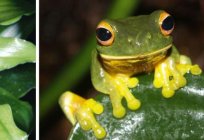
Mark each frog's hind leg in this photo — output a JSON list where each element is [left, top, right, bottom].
[[59, 92, 106, 139]]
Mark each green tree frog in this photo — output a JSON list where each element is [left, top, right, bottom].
[[59, 10, 202, 139]]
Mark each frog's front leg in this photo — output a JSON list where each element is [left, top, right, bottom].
[[59, 92, 106, 139], [106, 74, 141, 117], [91, 50, 141, 118], [153, 46, 202, 98]]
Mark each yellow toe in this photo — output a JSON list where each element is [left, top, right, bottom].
[[128, 78, 139, 88], [190, 65, 202, 75], [153, 79, 163, 88], [92, 103, 104, 114], [113, 106, 126, 118], [162, 88, 175, 98], [127, 99, 141, 110], [93, 126, 106, 139], [79, 119, 92, 131]]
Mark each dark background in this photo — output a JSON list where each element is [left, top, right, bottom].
[[40, 0, 204, 139]]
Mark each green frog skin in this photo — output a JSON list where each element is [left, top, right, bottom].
[[59, 10, 202, 139]]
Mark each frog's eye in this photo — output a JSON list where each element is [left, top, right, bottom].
[[159, 12, 174, 36], [96, 21, 114, 46]]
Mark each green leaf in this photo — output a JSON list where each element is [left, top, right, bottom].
[[69, 73, 204, 139], [0, 88, 33, 132], [0, 37, 36, 71], [0, 0, 35, 25], [0, 15, 35, 38], [0, 104, 28, 140], [0, 63, 35, 98]]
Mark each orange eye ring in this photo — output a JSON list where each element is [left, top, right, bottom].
[[159, 12, 174, 36], [96, 21, 114, 46]]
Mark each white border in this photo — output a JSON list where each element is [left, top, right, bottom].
[[36, 0, 39, 139]]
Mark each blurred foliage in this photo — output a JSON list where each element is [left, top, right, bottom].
[[0, 0, 36, 139]]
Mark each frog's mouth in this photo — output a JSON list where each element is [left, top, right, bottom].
[[100, 44, 172, 60], [99, 44, 172, 74]]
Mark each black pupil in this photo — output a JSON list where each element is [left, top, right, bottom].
[[96, 28, 112, 41], [162, 16, 174, 31]]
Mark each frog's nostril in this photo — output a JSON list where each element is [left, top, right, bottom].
[[127, 37, 134, 47]]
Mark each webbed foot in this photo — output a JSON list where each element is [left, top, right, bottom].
[[108, 74, 141, 118], [59, 92, 106, 139], [153, 55, 202, 98]]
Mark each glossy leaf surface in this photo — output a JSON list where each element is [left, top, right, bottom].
[[0, 37, 35, 71], [0, 63, 35, 98], [69, 73, 204, 140], [0, 104, 28, 140]]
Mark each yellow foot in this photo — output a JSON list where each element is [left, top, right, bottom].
[[176, 55, 202, 75], [154, 56, 202, 98], [59, 92, 106, 139], [109, 74, 141, 118]]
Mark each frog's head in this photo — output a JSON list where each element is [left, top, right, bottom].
[[96, 10, 174, 60]]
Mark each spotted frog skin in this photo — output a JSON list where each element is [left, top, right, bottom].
[[59, 10, 202, 139]]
